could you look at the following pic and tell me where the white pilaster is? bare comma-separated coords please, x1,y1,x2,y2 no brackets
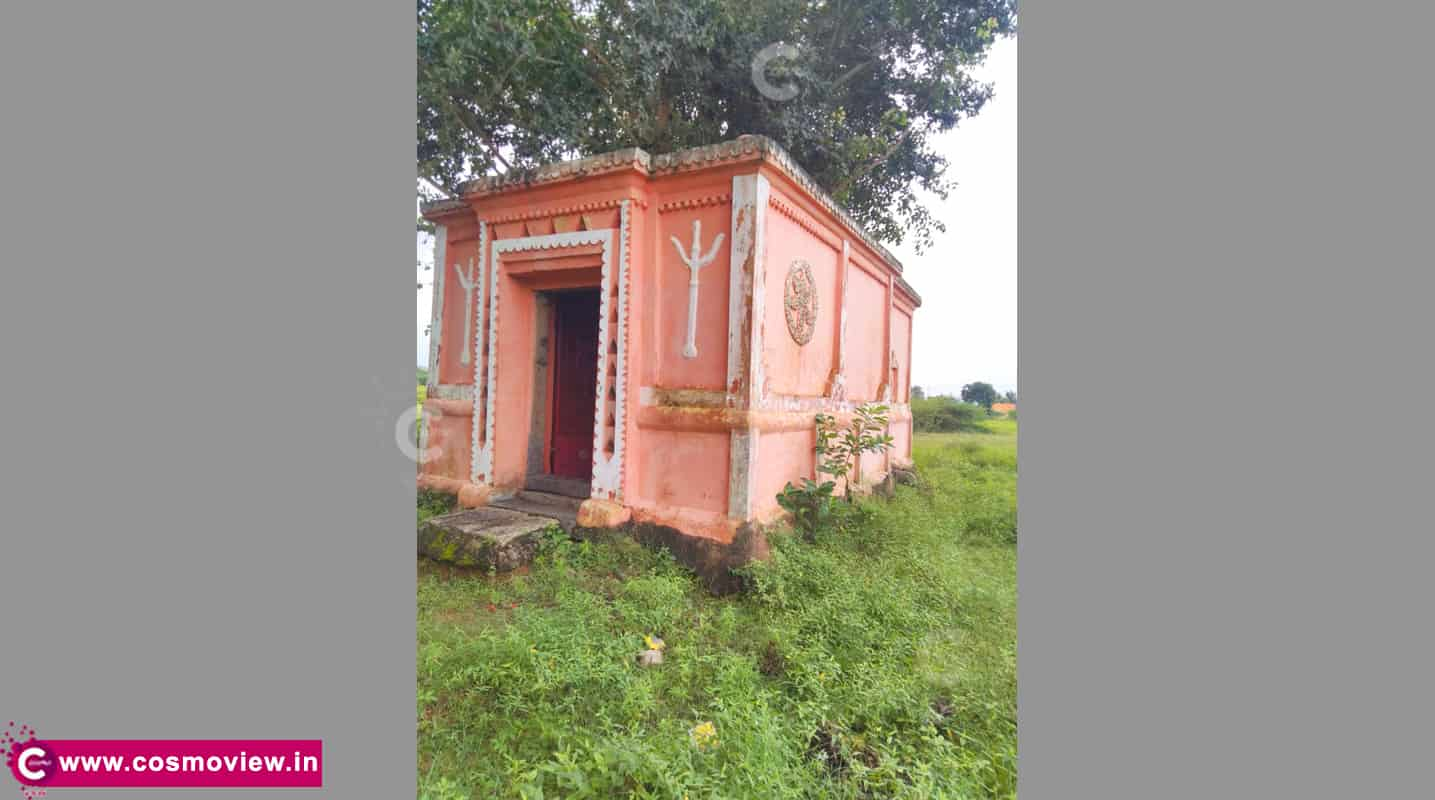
726,172,770,519
426,225,448,384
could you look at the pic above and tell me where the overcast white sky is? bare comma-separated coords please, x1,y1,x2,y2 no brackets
418,36,1016,395
891,36,1017,396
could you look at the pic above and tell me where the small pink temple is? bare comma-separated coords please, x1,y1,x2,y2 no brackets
419,136,920,578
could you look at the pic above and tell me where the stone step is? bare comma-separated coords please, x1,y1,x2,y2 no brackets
418,507,559,571
489,491,582,532
523,474,592,499
516,489,585,510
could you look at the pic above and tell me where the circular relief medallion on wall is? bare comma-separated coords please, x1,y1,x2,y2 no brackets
784,259,818,345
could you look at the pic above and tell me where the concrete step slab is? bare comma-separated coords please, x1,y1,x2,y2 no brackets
418,507,558,571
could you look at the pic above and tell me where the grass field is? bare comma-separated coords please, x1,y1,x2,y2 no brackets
417,419,1016,799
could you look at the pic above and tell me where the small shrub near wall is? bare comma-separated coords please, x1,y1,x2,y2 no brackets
418,489,456,523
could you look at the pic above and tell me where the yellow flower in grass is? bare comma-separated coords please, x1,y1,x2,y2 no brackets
643,634,666,651
689,721,719,751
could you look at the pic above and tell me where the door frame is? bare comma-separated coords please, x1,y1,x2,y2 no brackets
477,202,632,502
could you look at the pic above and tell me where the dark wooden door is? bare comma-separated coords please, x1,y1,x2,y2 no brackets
549,291,600,479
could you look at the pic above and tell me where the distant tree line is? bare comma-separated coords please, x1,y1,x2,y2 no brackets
909,382,1016,432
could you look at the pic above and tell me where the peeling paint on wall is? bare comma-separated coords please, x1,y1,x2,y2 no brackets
726,173,770,518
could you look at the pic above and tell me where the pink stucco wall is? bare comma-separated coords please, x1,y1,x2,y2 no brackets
635,429,729,516
625,169,745,536
844,261,888,402
763,192,840,398
892,304,915,463
893,306,913,404
752,427,818,518
435,233,478,387
653,201,733,391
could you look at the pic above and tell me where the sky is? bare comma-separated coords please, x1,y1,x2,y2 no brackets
888,36,1017,397
418,36,1017,396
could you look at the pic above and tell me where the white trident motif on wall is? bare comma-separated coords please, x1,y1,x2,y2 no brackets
671,220,725,359
453,256,479,365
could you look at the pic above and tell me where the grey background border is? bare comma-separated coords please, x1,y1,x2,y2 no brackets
1,3,415,797
1021,1,1434,797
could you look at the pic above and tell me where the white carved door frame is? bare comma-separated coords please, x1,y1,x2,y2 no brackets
472,200,631,502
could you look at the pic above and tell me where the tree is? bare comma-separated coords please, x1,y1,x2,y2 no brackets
1002,390,1016,403
911,385,926,400
814,404,894,501
961,381,997,409
417,0,1017,252
776,403,893,540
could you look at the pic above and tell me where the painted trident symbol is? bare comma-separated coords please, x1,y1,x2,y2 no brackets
671,219,725,359
454,256,479,365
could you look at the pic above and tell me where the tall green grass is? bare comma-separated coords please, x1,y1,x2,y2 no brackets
418,424,1016,799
